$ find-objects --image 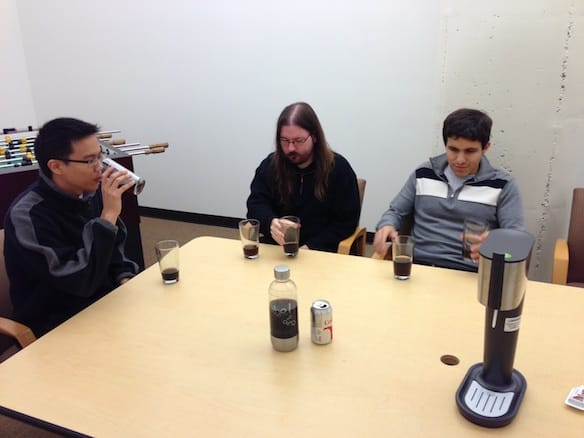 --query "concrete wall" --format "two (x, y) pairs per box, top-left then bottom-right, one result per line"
(437, 1), (584, 280)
